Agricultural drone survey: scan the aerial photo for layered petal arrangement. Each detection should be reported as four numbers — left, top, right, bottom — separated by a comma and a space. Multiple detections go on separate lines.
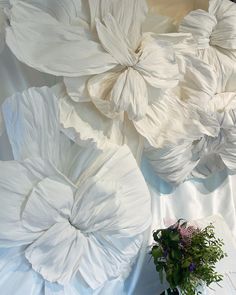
5, 0, 218, 160
145, 92, 236, 185
179, 0, 236, 92
0, 86, 151, 293
6, 0, 179, 114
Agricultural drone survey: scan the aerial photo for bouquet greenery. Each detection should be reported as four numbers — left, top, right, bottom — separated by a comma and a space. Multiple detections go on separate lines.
151, 220, 227, 295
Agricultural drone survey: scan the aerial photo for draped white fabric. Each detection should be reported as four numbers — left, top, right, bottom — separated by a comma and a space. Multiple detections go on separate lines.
1, 0, 236, 294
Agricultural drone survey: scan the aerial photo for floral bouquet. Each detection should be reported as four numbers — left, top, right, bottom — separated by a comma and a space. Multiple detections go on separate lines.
151, 220, 227, 295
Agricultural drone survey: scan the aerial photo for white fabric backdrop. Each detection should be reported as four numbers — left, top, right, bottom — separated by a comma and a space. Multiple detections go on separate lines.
1, 46, 236, 295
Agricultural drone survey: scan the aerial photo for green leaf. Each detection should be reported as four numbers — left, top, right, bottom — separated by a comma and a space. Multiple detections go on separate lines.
169, 231, 180, 242
156, 264, 163, 272
182, 259, 191, 268
173, 269, 181, 285
159, 268, 164, 283
152, 246, 163, 259
170, 249, 181, 260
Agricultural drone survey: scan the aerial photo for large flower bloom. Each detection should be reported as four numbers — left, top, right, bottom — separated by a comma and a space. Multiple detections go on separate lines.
179, 0, 236, 92
0, 86, 151, 293
145, 92, 236, 185
5, 0, 217, 159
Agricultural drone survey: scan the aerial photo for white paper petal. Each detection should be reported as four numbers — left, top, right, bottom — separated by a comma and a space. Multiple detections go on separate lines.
72, 178, 121, 233
96, 14, 137, 66
144, 140, 198, 185
6, 1, 117, 76
135, 33, 179, 89
2, 86, 61, 162
59, 93, 119, 149
179, 10, 217, 49
176, 53, 218, 104
64, 76, 91, 102
88, 71, 121, 118
25, 221, 84, 285
193, 158, 225, 179
210, 94, 236, 172
76, 233, 143, 289
208, 92, 236, 112
209, 0, 236, 49
198, 45, 236, 93
1, 84, 103, 184
133, 92, 200, 148
154, 33, 218, 104
179, 0, 236, 50
59, 89, 143, 160
21, 0, 90, 25
110, 68, 148, 121
89, 0, 147, 49
221, 128, 236, 172
22, 178, 74, 233
0, 159, 55, 247
72, 146, 152, 236
88, 67, 149, 121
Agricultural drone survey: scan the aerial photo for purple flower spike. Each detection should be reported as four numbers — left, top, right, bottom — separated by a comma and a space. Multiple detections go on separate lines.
189, 262, 196, 272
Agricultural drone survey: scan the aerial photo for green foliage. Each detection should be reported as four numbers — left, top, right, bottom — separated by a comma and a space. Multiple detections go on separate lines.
151, 221, 227, 295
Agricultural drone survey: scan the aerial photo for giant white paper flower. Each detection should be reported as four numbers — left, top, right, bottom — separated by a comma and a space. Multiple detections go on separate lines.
145, 92, 236, 185
0, 86, 151, 293
6, 0, 181, 118
179, 0, 236, 92
5, 0, 217, 158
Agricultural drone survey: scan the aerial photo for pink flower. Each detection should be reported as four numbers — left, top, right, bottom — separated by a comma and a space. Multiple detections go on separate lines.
179, 225, 200, 244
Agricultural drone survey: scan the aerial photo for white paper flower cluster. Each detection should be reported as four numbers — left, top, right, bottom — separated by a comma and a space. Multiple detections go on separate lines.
4, 0, 219, 158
